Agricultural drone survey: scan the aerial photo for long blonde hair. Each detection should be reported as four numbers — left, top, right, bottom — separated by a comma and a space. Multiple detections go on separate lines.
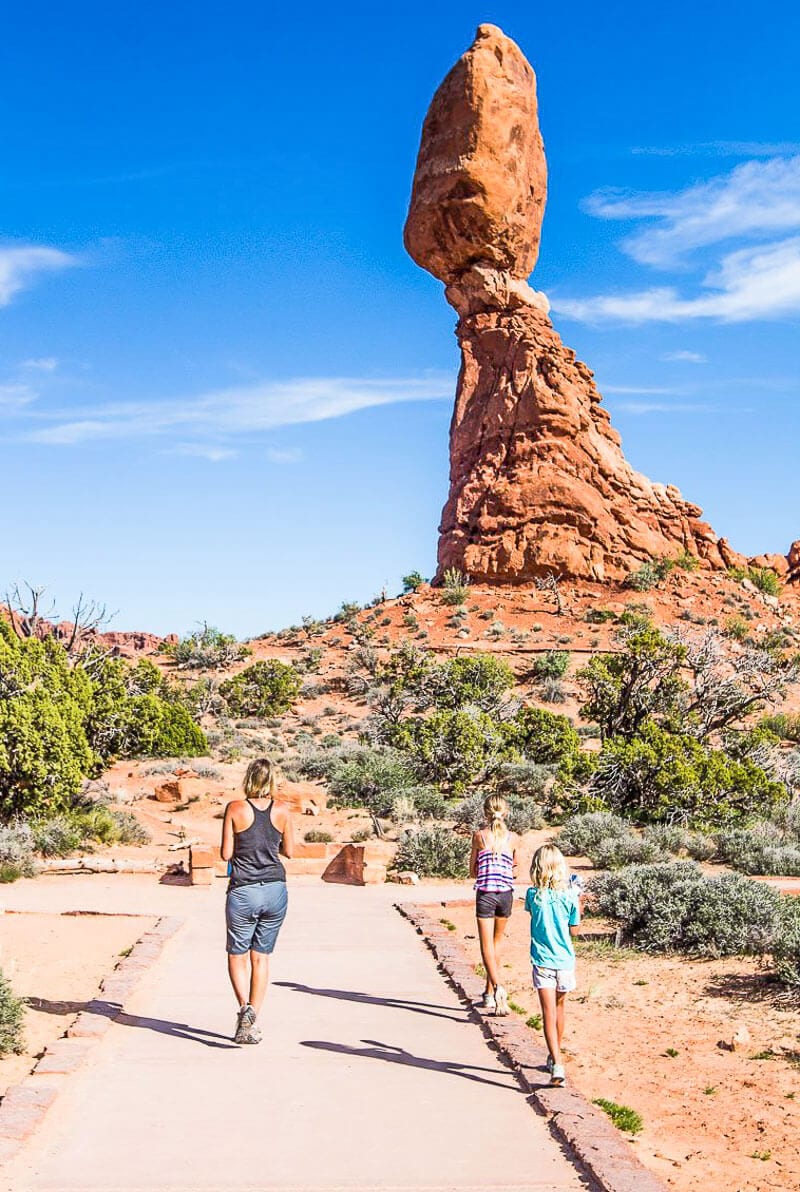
483, 794, 509, 855
530, 843, 568, 891
243, 758, 277, 800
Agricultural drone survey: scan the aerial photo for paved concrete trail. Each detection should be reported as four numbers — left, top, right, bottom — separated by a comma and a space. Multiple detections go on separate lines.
4, 879, 588, 1192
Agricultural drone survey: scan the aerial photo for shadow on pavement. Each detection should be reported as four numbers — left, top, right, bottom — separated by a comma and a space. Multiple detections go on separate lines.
301, 1037, 520, 1092
27, 996, 238, 1050
276, 981, 467, 1023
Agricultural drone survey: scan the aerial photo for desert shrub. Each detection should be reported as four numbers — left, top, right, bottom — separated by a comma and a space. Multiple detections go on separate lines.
391, 794, 418, 823
395, 826, 470, 878
422, 655, 515, 713
577, 624, 686, 742
219, 660, 302, 719
591, 862, 781, 956
590, 723, 785, 825
773, 898, 800, 985
539, 678, 567, 704
593, 1099, 643, 1134
532, 651, 570, 680
0, 821, 36, 879
165, 624, 249, 670
584, 608, 617, 625
723, 614, 751, 642
713, 825, 800, 876
402, 571, 426, 592
0, 970, 25, 1055
504, 706, 582, 768
391, 709, 506, 791
0, 625, 97, 817
761, 713, 800, 744
625, 563, 659, 591
109, 810, 151, 845
556, 812, 631, 857
381, 649, 514, 716
293, 741, 358, 781
440, 568, 470, 606
588, 833, 668, 869
32, 814, 83, 856
327, 748, 416, 816
642, 823, 716, 861
749, 568, 781, 596
304, 829, 332, 844
493, 760, 552, 800
407, 786, 452, 820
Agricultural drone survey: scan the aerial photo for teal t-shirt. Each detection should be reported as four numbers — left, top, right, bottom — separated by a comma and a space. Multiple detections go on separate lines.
524, 886, 581, 969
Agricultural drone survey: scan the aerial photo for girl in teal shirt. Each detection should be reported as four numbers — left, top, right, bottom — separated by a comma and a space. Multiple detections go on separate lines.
525, 844, 581, 1086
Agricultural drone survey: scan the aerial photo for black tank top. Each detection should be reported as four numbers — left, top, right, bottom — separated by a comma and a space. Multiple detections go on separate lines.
228, 800, 286, 889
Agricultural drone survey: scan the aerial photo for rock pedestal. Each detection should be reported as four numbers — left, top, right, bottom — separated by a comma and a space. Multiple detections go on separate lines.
403, 25, 771, 584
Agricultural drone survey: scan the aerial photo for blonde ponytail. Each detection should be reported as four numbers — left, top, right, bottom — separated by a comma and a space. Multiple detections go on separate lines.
243, 757, 278, 799
483, 793, 509, 855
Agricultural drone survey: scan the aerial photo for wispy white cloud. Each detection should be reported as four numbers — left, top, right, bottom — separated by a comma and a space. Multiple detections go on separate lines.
22, 373, 453, 447
553, 155, 800, 324
632, 141, 800, 159
612, 401, 718, 415
19, 356, 58, 372
585, 157, 800, 268
266, 446, 304, 464
0, 246, 77, 306
556, 237, 800, 324
660, 350, 707, 363
601, 384, 680, 394
0, 382, 37, 409
169, 443, 238, 462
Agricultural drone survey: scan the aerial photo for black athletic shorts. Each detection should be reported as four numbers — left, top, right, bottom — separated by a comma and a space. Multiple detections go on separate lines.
475, 889, 513, 919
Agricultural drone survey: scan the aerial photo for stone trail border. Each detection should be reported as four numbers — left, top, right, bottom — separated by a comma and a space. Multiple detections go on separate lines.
397, 902, 668, 1192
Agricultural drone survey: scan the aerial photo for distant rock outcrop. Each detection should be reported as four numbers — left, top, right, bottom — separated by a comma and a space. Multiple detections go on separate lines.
404, 24, 789, 584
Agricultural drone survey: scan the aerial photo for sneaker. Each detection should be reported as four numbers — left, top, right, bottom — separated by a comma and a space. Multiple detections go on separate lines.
550, 1063, 565, 1086
233, 1003, 256, 1044
546, 1053, 554, 1073
494, 986, 509, 1017
239, 1020, 262, 1045
481, 992, 497, 1013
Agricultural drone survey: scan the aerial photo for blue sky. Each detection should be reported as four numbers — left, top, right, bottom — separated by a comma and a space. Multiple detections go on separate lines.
2, 1, 798, 636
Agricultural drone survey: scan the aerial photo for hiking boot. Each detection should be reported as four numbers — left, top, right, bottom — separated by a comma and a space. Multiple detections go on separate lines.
550, 1063, 565, 1086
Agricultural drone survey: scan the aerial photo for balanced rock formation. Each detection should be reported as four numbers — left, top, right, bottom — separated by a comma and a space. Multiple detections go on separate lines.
404, 24, 751, 584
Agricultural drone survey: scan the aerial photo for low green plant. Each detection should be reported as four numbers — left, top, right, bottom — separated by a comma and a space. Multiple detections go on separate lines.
164, 623, 249, 670
593, 1099, 643, 1134
591, 862, 781, 958
395, 826, 470, 878
0, 970, 25, 1056
219, 660, 302, 718
588, 833, 668, 870
532, 651, 570, 680
664, 1047, 679, 1058
760, 713, 800, 744
440, 918, 456, 932
584, 608, 617, 625
0, 821, 37, 878
402, 571, 426, 593
556, 812, 631, 857
713, 825, 800, 876
304, 830, 333, 844
440, 568, 470, 606
327, 748, 417, 817
526, 1013, 542, 1030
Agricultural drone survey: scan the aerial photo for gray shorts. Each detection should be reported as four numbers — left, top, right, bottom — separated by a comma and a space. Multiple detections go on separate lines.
532, 964, 576, 993
225, 881, 288, 955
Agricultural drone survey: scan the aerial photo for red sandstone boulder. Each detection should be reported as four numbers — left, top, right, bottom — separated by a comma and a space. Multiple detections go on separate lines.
404, 24, 546, 286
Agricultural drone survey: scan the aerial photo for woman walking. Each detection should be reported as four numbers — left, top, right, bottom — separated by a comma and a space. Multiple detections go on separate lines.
469, 794, 518, 1016
221, 758, 294, 1044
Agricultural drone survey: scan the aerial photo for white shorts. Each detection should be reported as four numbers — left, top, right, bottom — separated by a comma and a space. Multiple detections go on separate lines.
532, 965, 576, 993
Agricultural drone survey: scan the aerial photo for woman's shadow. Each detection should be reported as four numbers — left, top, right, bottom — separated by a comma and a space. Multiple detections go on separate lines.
26, 996, 238, 1050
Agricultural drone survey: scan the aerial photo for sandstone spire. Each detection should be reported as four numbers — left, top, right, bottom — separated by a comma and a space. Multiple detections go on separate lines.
404, 25, 753, 584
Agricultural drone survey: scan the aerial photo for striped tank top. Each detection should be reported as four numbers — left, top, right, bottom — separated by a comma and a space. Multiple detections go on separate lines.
474, 833, 514, 892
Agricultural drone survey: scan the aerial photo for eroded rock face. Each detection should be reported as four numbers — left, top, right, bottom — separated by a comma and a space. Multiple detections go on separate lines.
437, 301, 742, 582
404, 25, 793, 584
